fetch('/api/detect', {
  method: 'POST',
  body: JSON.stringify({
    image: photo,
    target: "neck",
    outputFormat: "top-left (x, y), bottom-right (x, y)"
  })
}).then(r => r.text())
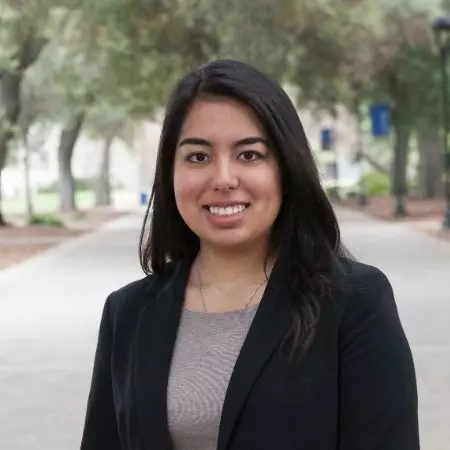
top-left (196, 243), bottom-right (276, 287)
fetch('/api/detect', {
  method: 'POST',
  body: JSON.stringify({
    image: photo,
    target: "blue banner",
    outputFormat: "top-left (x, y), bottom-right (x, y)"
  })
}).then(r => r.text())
top-left (370, 104), bottom-right (391, 137)
top-left (321, 128), bottom-right (333, 150)
top-left (140, 191), bottom-right (149, 206)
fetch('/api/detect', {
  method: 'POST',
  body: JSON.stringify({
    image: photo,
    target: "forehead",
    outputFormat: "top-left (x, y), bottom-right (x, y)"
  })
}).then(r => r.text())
top-left (179, 97), bottom-right (266, 141)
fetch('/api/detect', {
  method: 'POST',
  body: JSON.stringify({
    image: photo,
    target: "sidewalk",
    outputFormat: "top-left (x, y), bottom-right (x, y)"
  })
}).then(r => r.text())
top-left (0, 213), bottom-right (144, 450)
top-left (0, 207), bottom-right (449, 449)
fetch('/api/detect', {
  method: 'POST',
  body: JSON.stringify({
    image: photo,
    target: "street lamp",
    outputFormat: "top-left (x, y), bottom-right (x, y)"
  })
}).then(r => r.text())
top-left (432, 15), bottom-right (450, 229)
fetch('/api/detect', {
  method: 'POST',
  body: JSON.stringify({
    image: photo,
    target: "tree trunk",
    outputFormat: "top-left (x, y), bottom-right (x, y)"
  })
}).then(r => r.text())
top-left (0, 172), bottom-right (6, 226)
top-left (58, 111), bottom-right (85, 212)
top-left (417, 130), bottom-right (444, 199)
top-left (387, 71), bottom-right (411, 217)
top-left (391, 123), bottom-right (411, 217)
top-left (0, 141), bottom-right (9, 226)
top-left (392, 125), bottom-right (411, 196)
top-left (23, 145), bottom-right (34, 219)
top-left (0, 72), bottom-right (22, 226)
top-left (0, 33), bottom-right (46, 225)
top-left (95, 135), bottom-right (114, 207)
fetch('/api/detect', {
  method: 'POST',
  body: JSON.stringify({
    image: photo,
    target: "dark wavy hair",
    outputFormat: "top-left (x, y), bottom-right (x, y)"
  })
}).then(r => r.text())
top-left (140, 59), bottom-right (351, 359)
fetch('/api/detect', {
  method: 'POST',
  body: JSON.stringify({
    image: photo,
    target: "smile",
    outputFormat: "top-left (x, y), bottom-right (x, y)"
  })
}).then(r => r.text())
top-left (206, 204), bottom-right (249, 216)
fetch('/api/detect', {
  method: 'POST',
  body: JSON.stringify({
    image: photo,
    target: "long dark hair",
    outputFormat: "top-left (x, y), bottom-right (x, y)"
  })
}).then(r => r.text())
top-left (140, 59), bottom-right (351, 359)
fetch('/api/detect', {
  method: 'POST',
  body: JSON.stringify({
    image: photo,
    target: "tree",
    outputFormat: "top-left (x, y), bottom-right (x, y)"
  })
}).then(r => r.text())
top-left (83, 101), bottom-right (136, 207)
top-left (0, 1), bottom-right (74, 224)
top-left (33, 8), bottom-right (99, 211)
top-left (207, 0), bottom-right (296, 79)
top-left (36, 0), bottom-right (222, 212)
top-left (0, 31), bottom-right (46, 223)
top-left (369, 3), bottom-right (444, 210)
top-left (281, 0), bottom-right (445, 213)
top-left (94, 133), bottom-right (114, 207)
top-left (76, 0), bottom-right (215, 117)
top-left (13, 71), bottom-right (56, 219)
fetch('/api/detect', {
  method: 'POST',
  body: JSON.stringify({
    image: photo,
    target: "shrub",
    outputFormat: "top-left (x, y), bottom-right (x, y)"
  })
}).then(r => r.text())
top-left (38, 178), bottom-right (93, 194)
top-left (360, 172), bottom-right (390, 197)
top-left (38, 182), bottom-right (58, 194)
top-left (325, 186), bottom-right (340, 199)
top-left (28, 214), bottom-right (64, 227)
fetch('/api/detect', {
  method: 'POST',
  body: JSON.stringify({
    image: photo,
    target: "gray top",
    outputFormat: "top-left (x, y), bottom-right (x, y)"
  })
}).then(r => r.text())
top-left (167, 305), bottom-right (258, 450)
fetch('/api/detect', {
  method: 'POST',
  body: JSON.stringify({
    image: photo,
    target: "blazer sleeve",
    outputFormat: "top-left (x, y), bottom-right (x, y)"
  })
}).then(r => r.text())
top-left (80, 295), bottom-right (121, 450)
top-left (338, 266), bottom-right (420, 450)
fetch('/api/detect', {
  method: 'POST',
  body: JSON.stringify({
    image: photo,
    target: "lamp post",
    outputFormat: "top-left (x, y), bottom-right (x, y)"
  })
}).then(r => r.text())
top-left (432, 16), bottom-right (450, 229)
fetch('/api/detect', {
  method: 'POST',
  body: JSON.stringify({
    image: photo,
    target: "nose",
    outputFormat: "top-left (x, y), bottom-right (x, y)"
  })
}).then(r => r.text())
top-left (212, 157), bottom-right (239, 192)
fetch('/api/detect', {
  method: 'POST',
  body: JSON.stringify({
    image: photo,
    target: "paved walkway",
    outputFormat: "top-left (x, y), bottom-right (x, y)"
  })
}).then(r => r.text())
top-left (0, 207), bottom-right (449, 449)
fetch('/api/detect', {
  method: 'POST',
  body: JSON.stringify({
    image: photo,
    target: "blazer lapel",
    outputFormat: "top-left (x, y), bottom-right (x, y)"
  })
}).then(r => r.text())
top-left (134, 258), bottom-right (191, 450)
top-left (217, 253), bottom-right (291, 450)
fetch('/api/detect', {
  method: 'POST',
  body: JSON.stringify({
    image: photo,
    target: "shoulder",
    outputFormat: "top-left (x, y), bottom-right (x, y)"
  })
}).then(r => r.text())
top-left (338, 258), bottom-right (391, 289)
top-left (329, 259), bottom-right (400, 331)
top-left (330, 261), bottom-right (418, 445)
top-left (335, 259), bottom-right (394, 307)
top-left (333, 259), bottom-right (404, 346)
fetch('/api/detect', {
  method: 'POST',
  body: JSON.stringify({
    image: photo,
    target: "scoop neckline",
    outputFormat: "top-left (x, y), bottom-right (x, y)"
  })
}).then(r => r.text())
top-left (182, 303), bottom-right (260, 318)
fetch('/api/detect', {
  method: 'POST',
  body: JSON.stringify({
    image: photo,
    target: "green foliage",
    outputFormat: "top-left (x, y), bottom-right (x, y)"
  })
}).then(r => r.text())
top-left (277, 0), bottom-right (444, 131)
top-left (1, 0), bottom-right (448, 196)
top-left (324, 186), bottom-right (340, 199)
top-left (28, 213), bottom-right (64, 227)
top-left (211, 0), bottom-right (295, 80)
top-left (75, 0), bottom-right (211, 118)
top-left (360, 171), bottom-right (391, 197)
top-left (38, 178), bottom-right (93, 194)
top-left (1, 0), bottom-right (446, 126)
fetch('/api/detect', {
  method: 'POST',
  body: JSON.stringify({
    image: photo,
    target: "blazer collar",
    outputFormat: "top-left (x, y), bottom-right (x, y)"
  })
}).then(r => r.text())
top-left (134, 253), bottom-right (291, 450)
top-left (217, 251), bottom-right (291, 450)
top-left (134, 258), bottom-right (191, 450)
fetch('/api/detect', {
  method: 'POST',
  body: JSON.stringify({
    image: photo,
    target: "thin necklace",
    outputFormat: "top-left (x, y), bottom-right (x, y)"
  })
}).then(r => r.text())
top-left (196, 258), bottom-right (268, 313)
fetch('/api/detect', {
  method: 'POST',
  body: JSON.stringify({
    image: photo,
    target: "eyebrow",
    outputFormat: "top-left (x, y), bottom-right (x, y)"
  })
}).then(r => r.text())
top-left (177, 136), bottom-right (269, 149)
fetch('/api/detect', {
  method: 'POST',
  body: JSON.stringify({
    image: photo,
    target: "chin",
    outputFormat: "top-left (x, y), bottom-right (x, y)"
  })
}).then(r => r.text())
top-left (201, 230), bottom-right (267, 252)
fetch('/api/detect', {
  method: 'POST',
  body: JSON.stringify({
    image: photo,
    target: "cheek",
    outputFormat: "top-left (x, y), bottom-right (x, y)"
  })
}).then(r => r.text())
top-left (252, 169), bottom-right (282, 206)
top-left (173, 168), bottom-right (207, 207)
top-left (270, 166), bottom-right (283, 204)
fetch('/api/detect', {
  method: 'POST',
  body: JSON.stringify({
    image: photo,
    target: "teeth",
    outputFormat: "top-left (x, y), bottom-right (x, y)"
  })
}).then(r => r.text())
top-left (208, 205), bottom-right (247, 216)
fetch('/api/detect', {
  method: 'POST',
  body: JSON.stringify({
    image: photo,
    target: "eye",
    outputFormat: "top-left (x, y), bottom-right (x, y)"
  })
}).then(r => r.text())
top-left (239, 151), bottom-right (261, 162)
top-left (186, 152), bottom-right (210, 163)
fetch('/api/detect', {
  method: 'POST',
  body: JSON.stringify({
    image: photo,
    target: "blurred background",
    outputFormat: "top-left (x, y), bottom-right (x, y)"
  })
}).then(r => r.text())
top-left (1, 0), bottom-right (450, 238)
top-left (0, 1), bottom-right (449, 449)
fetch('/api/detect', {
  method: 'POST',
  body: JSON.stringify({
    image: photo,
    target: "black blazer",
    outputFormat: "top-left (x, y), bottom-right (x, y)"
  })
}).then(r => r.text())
top-left (80, 256), bottom-right (419, 450)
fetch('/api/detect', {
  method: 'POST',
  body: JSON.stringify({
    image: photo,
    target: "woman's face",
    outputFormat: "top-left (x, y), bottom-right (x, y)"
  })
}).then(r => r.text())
top-left (173, 97), bottom-right (282, 252)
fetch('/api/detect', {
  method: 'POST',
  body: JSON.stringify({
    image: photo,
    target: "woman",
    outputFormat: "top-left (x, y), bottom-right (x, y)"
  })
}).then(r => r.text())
top-left (80, 59), bottom-right (419, 450)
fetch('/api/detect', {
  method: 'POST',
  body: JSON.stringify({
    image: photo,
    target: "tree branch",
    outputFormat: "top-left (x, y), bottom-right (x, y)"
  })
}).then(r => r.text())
top-left (18, 34), bottom-right (48, 71)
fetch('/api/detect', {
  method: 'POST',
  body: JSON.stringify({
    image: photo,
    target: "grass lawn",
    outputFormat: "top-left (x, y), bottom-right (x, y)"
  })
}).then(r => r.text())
top-left (3, 190), bottom-right (95, 216)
